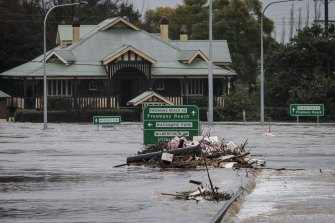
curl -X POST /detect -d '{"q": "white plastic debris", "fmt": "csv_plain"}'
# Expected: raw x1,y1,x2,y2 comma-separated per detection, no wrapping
219,162,237,168
209,136,219,144
248,159,266,168
189,188,209,197
217,155,235,161
192,136,203,142
226,141,237,152
161,152,174,162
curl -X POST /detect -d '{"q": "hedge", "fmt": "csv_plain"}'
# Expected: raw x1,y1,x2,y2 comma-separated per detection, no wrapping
14,109,141,123
13,107,332,123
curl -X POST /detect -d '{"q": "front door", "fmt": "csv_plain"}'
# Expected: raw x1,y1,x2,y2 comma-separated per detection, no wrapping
120,79,135,106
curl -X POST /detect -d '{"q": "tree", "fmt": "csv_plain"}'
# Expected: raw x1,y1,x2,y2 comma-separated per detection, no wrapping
142,7,175,33
215,0,267,84
168,0,208,40
0,0,140,72
0,0,44,72
223,81,260,120
264,24,335,118
142,0,273,86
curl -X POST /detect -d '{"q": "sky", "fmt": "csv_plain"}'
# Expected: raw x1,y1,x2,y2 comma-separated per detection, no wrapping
132,0,335,43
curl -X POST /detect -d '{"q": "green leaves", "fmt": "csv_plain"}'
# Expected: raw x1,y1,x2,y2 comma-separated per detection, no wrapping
142,0,268,85
265,24,335,118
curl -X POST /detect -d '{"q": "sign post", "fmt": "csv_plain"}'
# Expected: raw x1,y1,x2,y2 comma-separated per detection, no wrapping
290,104,324,123
93,116,121,130
143,105,199,145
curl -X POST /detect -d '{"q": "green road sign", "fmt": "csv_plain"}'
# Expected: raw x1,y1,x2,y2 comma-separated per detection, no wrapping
93,116,121,125
143,105,199,145
290,104,324,116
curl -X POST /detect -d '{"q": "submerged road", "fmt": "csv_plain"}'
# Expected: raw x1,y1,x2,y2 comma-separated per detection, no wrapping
225,123,335,223
0,122,334,223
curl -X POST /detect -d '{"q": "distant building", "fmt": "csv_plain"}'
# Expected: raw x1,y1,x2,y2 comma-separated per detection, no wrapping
0,90,10,119
0,17,236,109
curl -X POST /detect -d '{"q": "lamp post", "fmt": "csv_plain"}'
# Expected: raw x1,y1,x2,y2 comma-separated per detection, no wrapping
260,0,303,125
208,0,213,126
43,2,86,130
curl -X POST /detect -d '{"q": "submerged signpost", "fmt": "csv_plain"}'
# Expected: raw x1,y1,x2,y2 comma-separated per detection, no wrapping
93,116,121,130
143,105,199,145
290,104,324,123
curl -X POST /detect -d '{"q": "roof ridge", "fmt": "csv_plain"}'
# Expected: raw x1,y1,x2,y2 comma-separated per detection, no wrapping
143,30,181,51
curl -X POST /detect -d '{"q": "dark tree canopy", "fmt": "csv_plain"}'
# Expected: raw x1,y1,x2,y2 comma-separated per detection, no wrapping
0,0,140,72
264,24,335,118
142,0,273,85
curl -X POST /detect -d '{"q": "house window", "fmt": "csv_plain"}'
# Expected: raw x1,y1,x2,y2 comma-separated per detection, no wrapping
185,79,203,96
89,81,98,91
48,80,72,96
155,81,164,91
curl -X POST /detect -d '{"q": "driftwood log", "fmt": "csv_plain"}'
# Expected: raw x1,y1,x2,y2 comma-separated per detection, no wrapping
126,145,202,164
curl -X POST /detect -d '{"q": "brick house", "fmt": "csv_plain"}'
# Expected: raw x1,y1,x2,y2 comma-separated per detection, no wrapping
0,17,236,109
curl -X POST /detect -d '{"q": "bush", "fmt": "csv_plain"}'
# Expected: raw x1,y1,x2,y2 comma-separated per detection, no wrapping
14,109,140,123
265,107,289,121
185,96,208,107
14,109,43,122
48,96,73,111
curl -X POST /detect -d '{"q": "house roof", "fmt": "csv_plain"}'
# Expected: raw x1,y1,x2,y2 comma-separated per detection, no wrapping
98,17,140,31
56,25,96,44
46,50,77,65
1,17,236,79
0,90,11,98
102,45,157,65
169,40,232,63
178,50,208,64
127,91,174,106
152,59,235,78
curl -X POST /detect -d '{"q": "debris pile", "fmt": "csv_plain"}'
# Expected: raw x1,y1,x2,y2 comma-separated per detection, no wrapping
127,135,266,169
162,180,232,202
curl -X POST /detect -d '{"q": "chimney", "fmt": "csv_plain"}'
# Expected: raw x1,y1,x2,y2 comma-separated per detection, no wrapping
160,16,169,42
72,16,80,44
180,25,188,41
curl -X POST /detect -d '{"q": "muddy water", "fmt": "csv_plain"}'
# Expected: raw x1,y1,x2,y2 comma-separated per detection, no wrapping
221,123,335,223
0,123,334,223
0,122,253,223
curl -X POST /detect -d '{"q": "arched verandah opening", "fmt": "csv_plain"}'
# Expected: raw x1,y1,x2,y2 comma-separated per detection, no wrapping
112,67,149,106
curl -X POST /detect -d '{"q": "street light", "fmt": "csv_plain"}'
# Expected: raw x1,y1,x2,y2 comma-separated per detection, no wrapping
208,0,213,126
260,0,303,125
43,1,87,130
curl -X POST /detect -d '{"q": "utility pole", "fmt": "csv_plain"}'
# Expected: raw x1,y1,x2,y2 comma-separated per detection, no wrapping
325,0,328,31
314,0,332,32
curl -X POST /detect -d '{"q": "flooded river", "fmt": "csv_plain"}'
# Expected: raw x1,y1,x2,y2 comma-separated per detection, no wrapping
0,122,334,223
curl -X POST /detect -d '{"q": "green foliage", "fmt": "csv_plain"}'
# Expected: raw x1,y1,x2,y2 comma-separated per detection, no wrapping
0,0,43,72
221,82,260,121
0,0,140,72
168,0,208,40
265,107,289,121
142,7,175,33
217,0,263,84
14,108,140,123
48,96,73,111
184,96,208,107
288,68,333,104
142,0,273,86
265,25,335,119
14,109,43,122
